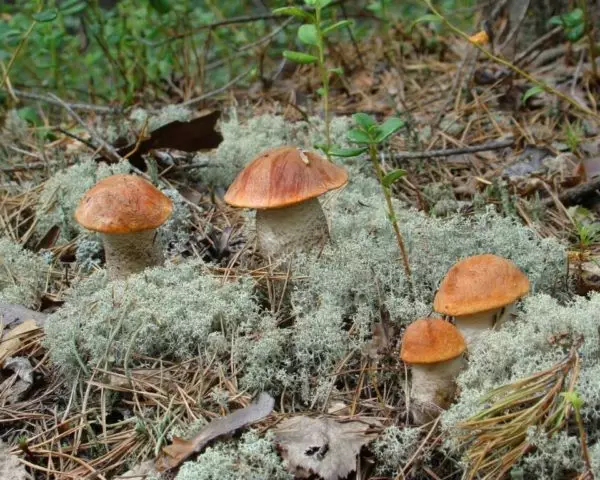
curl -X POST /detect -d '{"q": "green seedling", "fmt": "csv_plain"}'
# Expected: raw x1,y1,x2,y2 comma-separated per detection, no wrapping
328,113,411,280
274,0,351,153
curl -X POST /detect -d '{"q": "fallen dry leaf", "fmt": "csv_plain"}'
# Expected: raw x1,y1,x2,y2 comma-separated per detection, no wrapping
0,304,47,328
113,110,223,170
0,441,32,480
114,460,160,480
156,392,275,471
0,320,40,366
273,416,380,480
0,357,34,405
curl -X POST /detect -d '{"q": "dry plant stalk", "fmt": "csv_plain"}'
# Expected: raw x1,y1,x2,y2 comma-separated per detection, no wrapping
455,341,591,480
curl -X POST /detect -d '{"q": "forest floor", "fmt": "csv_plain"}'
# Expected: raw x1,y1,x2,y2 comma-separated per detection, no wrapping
1,19,600,480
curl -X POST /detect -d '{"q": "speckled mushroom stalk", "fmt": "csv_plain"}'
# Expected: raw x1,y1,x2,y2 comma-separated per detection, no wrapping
434,254,530,348
224,146,348,259
100,230,163,280
75,174,173,280
400,318,466,425
255,197,329,258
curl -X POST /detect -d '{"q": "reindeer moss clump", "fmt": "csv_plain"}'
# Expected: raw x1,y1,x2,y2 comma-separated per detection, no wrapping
175,431,291,480
196,114,354,187
0,238,47,308
442,293,600,478
44,261,272,374
35,159,131,242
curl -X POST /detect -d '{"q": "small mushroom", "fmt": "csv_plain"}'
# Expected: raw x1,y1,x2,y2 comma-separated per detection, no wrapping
224,146,348,258
433,254,530,347
74,174,173,280
400,317,466,425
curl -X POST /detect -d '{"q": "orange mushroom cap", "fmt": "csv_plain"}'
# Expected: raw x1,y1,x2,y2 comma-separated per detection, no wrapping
74,174,173,234
400,318,466,364
224,146,348,209
433,254,530,317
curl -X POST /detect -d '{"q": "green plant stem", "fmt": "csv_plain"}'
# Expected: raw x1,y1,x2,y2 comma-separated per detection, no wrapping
315,6,331,152
368,144,411,280
421,0,600,119
582,0,599,83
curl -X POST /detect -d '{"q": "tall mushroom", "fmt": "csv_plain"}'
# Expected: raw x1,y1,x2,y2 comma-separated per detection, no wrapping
400,317,466,425
75,174,173,280
433,254,530,347
224,146,348,258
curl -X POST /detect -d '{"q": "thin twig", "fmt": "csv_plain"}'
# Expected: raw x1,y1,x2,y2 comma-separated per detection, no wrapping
8,88,121,114
179,67,253,107
48,93,123,164
393,138,514,160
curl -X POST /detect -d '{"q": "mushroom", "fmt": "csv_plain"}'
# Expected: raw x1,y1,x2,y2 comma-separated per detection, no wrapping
224,146,348,258
400,317,466,425
433,254,530,347
75,174,173,280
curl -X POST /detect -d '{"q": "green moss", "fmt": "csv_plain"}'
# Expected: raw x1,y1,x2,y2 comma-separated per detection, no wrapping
0,238,47,308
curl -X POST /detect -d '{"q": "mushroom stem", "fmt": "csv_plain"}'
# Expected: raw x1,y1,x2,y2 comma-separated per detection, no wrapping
256,197,329,258
454,302,517,347
409,356,465,425
101,230,163,280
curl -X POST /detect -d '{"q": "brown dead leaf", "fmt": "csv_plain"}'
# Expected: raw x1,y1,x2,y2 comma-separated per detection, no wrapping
0,320,40,366
273,416,381,480
0,441,32,480
114,460,160,480
0,357,34,405
113,110,223,170
156,392,274,471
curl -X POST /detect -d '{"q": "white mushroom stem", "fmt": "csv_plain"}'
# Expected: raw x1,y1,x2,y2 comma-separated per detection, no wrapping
256,197,329,258
454,303,517,347
409,356,465,425
101,230,163,280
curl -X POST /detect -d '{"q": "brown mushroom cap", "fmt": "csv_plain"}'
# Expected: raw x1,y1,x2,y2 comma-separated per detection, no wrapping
74,174,173,234
400,318,466,364
433,254,530,317
224,146,348,209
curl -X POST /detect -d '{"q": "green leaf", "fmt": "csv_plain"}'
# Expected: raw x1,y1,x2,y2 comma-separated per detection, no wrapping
283,50,318,64
562,8,584,28
353,112,377,130
347,128,372,144
382,169,407,188
59,0,87,15
272,7,314,21
149,0,171,14
409,13,441,32
298,24,319,46
566,23,585,42
374,117,405,143
17,107,41,126
316,86,326,96
329,147,368,157
562,391,584,410
32,9,58,22
322,20,353,36
521,86,544,103
329,67,344,76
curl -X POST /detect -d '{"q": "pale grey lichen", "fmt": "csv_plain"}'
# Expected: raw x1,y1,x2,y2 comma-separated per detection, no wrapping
35,158,132,242
196,113,354,187
442,293,600,477
129,105,193,133
159,188,192,256
175,431,291,480
74,234,103,272
0,238,47,308
44,261,270,374
372,426,423,475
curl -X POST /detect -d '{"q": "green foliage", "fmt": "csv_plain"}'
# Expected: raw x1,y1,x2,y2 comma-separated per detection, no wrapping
549,8,585,42
443,293,600,477
0,237,47,308
175,431,291,480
